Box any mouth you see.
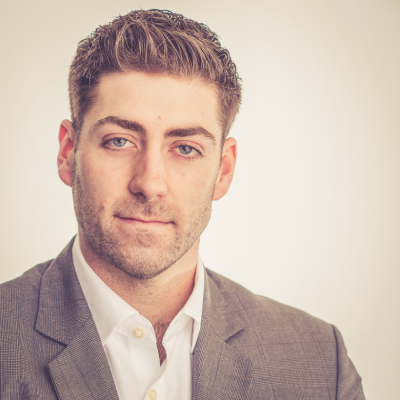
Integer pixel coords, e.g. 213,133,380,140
116,215,171,226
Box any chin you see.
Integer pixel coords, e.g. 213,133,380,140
106,248,177,280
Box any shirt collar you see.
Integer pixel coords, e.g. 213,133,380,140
72,235,204,352
180,251,204,352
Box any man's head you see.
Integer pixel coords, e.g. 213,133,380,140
58,10,240,280
69,9,241,144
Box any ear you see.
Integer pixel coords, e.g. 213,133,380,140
213,137,237,200
57,120,75,187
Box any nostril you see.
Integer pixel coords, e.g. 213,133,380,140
128,172,168,200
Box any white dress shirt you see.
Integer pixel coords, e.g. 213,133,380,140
72,236,204,400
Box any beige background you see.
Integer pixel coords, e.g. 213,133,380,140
1,0,399,398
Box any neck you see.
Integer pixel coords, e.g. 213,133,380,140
78,232,199,327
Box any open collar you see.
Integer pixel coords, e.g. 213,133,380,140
72,235,205,351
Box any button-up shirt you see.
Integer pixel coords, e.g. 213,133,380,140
72,236,204,400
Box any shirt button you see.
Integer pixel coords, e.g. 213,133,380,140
148,389,157,400
133,327,145,338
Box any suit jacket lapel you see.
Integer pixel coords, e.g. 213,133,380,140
35,238,119,400
48,317,118,400
193,270,253,400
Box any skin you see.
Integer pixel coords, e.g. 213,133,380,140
57,71,237,363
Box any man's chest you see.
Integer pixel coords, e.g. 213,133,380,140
103,315,194,400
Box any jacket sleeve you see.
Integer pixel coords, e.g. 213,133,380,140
332,325,365,400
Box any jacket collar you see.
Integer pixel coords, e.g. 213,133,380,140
35,237,119,400
193,269,253,400
35,237,91,345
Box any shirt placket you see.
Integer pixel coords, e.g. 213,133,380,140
141,314,193,400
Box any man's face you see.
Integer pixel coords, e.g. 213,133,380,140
64,71,232,279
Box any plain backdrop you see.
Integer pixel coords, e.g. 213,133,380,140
1,0,399,398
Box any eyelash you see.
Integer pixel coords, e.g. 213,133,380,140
171,145,203,161
103,137,203,160
103,137,135,150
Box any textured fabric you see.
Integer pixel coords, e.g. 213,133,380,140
72,235,205,400
0,238,365,399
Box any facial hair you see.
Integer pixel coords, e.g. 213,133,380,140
71,159,215,280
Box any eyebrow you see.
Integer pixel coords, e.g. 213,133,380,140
89,116,146,137
89,115,217,145
165,127,216,145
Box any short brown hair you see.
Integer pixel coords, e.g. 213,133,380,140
68,9,242,142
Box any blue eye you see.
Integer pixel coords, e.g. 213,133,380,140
112,138,128,147
178,145,193,155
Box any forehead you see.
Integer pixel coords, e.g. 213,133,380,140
82,71,222,139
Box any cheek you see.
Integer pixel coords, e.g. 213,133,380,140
173,164,218,204
77,154,127,206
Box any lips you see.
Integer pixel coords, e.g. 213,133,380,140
117,215,170,224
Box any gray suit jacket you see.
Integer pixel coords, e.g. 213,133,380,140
0,239,364,399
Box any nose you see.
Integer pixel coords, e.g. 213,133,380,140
128,150,168,201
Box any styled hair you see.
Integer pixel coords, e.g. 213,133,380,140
68,9,242,142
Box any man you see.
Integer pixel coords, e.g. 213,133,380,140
0,9,364,400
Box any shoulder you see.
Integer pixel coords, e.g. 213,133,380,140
0,260,57,391
205,268,334,339
0,259,54,317
0,259,53,292
204,270,364,397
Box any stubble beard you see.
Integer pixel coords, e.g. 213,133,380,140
71,162,214,280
